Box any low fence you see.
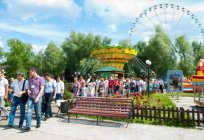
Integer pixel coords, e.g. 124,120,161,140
134,106,204,126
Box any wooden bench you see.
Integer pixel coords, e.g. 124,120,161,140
67,97,134,126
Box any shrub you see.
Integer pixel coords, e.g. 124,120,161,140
63,87,72,100
5,101,11,107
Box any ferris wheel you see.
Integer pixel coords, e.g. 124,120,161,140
129,3,204,45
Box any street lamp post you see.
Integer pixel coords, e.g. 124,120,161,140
146,60,151,97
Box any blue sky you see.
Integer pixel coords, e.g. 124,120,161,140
0,0,204,53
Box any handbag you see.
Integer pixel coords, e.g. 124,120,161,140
21,80,28,102
60,101,68,113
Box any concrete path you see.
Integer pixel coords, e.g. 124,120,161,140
170,97,196,110
0,100,204,140
0,115,204,140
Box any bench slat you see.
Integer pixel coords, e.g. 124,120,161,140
74,107,130,112
75,103,131,109
68,97,133,120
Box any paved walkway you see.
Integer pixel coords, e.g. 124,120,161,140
170,96,204,111
171,96,196,110
0,100,204,140
0,113,204,140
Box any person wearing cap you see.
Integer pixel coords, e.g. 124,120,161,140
0,69,9,120
8,71,28,128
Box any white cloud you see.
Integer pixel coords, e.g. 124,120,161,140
109,24,117,31
32,44,47,54
0,22,67,42
0,40,3,48
0,36,3,48
186,2,204,13
2,0,81,21
84,0,155,24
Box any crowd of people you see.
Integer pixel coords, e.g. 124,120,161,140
72,75,165,98
0,68,64,131
0,68,166,131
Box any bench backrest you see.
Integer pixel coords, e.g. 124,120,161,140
75,97,133,114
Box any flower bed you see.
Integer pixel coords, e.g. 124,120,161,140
132,93,176,108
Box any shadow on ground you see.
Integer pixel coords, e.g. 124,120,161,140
57,117,126,128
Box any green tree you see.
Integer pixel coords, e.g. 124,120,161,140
133,41,148,59
103,37,112,46
62,31,107,81
192,41,204,63
5,39,34,78
32,50,44,75
118,39,131,47
78,58,103,76
43,41,65,77
175,36,195,76
139,25,177,77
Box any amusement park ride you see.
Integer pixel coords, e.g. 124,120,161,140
92,46,138,78
92,47,137,70
192,59,204,107
91,3,204,106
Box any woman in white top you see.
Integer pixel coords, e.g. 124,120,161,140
87,78,96,97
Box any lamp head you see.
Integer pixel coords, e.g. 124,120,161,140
146,60,151,65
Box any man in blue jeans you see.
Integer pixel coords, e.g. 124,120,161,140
8,72,28,128
43,73,56,121
26,68,44,131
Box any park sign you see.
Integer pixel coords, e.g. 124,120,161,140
166,70,183,92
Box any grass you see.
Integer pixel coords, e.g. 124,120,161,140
166,92,195,97
132,118,195,128
180,92,195,97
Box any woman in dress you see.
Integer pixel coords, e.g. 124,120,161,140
72,77,80,99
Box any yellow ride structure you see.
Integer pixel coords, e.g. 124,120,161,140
92,46,137,70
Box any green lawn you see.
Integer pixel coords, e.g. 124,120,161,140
166,92,195,97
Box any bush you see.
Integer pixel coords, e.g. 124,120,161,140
63,86,72,100
5,101,11,107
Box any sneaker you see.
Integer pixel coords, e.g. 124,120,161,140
25,127,30,131
8,124,13,128
18,125,22,128
36,124,40,128
43,117,47,121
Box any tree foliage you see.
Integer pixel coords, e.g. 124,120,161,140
62,31,111,80
137,25,177,77
192,41,204,63
1,29,203,80
5,39,34,78
175,36,195,76
43,41,65,76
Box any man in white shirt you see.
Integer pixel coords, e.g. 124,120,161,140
0,69,9,120
55,76,64,101
8,72,28,128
